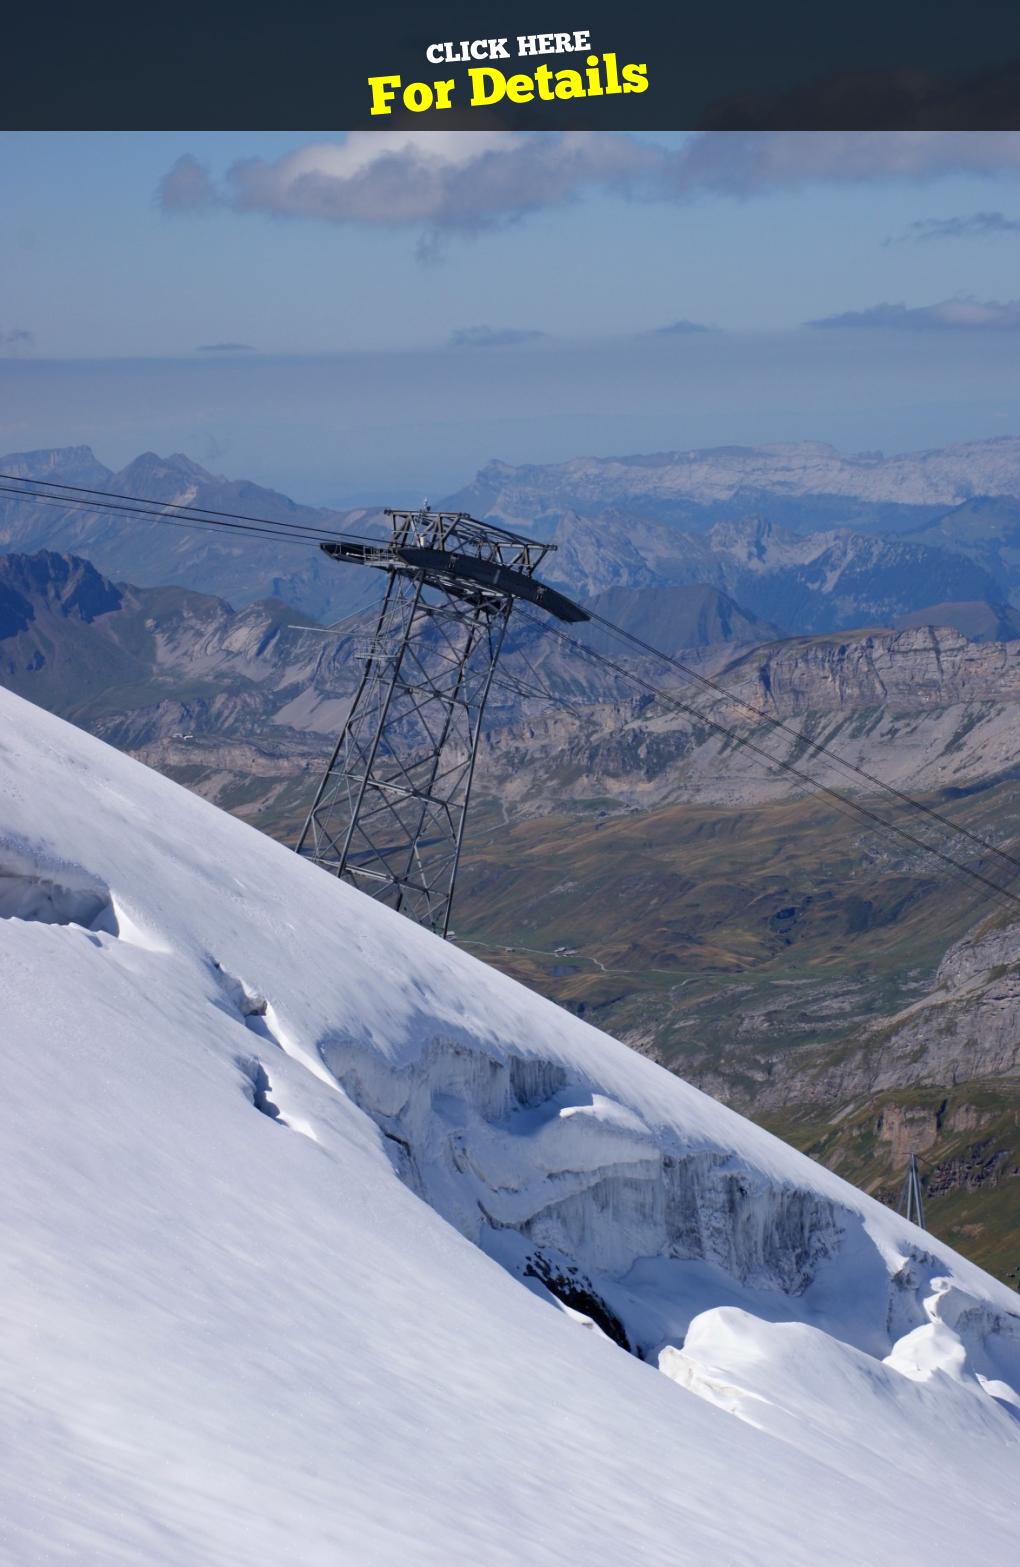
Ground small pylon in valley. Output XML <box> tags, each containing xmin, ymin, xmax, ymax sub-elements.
<box><xmin>898</xmin><ymin>1151</ymin><xmax>926</xmax><ymax>1229</ymax></box>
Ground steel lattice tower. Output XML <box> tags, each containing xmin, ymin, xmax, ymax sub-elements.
<box><xmin>897</xmin><ymin>1152</ymin><xmax>926</xmax><ymax>1229</ymax></box>
<box><xmin>295</xmin><ymin>506</ymin><xmax>588</xmax><ymax>936</ymax></box>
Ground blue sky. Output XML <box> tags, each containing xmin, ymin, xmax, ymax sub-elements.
<box><xmin>3</xmin><ymin>131</ymin><xmax>1020</xmax><ymax>503</ymax></box>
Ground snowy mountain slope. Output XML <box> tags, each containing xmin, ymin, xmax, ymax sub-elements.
<box><xmin>1</xmin><ymin>687</ymin><xmax>1018</xmax><ymax>1565</ymax></box>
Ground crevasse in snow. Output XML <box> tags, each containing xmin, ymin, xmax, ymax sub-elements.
<box><xmin>320</xmin><ymin>1027</ymin><xmax>1020</xmax><ymax>1383</ymax></box>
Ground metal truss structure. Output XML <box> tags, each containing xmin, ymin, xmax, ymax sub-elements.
<box><xmin>295</xmin><ymin>506</ymin><xmax>588</xmax><ymax>937</ymax></box>
<box><xmin>897</xmin><ymin>1151</ymin><xmax>926</xmax><ymax>1229</ymax></box>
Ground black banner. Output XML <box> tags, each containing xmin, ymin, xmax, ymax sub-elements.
<box><xmin>6</xmin><ymin>0</ymin><xmax>1020</xmax><ymax>129</ymax></box>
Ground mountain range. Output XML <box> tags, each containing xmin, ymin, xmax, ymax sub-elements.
<box><xmin>551</xmin><ymin>510</ymin><xmax>1003</xmax><ymax>631</ymax></box>
<box><xmin>449</xmin><ymin>435</ymin><xmax>1020</xmax><ymax>531</ymax></box>
<box><xmin>6</xmin><ymin>443</ymin><xmax>1020</xmax><ymax>635</ymax></box>
<box><xmin>0</xmin><ymin>446</ymin><xmax>386</xmax><ymax>624</ymax></box>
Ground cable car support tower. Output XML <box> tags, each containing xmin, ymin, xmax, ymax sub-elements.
<box><xmin>295</xmin><ymin>506</ymin><xmax>589</xmax><ymax>936</ymax></box>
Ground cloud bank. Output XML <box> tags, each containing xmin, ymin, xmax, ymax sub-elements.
<box><xmin>809</xmin><ymin>297</ymin><xmax>1020</xmax><ymax>331</ymax></box>
<box><xmin>448</xmin><ymin>325</ymin><xmax>547</xmax><ymax>348</ymax></box>
<box><xmin>158</xmin><ymin>131</ymin><xmax>1020</xmax><ymax>240</ymax></box>
<box><xmin>888</xmin><ymin>210</ymin><xmax>1020</xmax><ymax>243</ymax></box>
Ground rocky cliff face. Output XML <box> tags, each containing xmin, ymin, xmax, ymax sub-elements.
<box><xmin>476</xmin><ymin>624</ymin><xmax>1020</xmax><ymax>816</ymax></box>
<box><xmin>0</xmin><ymin>549</ymin><xmax>375</xmax><ymax>824</ymax></box>
<box><xmin>847</xmin><ymin>915</ymin><xmax>1020</xmax><ymax>1097</ymax></box>
<box><xmin>0</xmin><ymin>550</ymin><xmax>123</xmax><ymax>637</ymax></box>
<box><xmin>722</xmin><ymin>626</ymin><xmax>1020</xmax><ymax>716</ymax></box>
<box><xmin>6</xmin><ymin>549</ymin><xmax>1018</xmax><ymax>844</ymax></box>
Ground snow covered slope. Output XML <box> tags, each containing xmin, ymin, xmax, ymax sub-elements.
<box><xmin>1</xmin><ymin>686</ymin><xmax>1018</xmax><ymax>1566</ymax></box>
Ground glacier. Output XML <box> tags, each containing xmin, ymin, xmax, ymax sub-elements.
<box><xmin>0</xmin><ymin>683</ymin><xmax>1017</xmax><ymax>1565</ymax></box>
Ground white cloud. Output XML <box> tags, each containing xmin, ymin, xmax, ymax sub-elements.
<box><xmin>158</xmin><ymin>132</ymin><xmax>1020</xmax><ymax>240</ymax></box>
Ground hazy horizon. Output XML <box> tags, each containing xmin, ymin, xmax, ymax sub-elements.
<box><xmin>3</xmin><ymin>330</ymin><xmax>1020</xmax><ymax>508</ymax></box>
<box><xmin>6</xmin><ymin>130</ymin><xmax>1020</xmax><ymax>505</ymax></box>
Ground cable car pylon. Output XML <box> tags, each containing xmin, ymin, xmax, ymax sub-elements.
<box><xmin>898</xmin><ymin>1151</ymin><xmax>927</xmax><ymax>1230</ymax></box>
<box><xmin>295</xmin><ymin>505</ymin><xmax>589</xmax><ymax>937</ymax></box>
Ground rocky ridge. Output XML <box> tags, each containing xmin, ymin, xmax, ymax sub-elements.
<box><xmin>451</xmin><ymin>437</ymin><xmax>1020</xmax><ymax>520</ymax></box>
